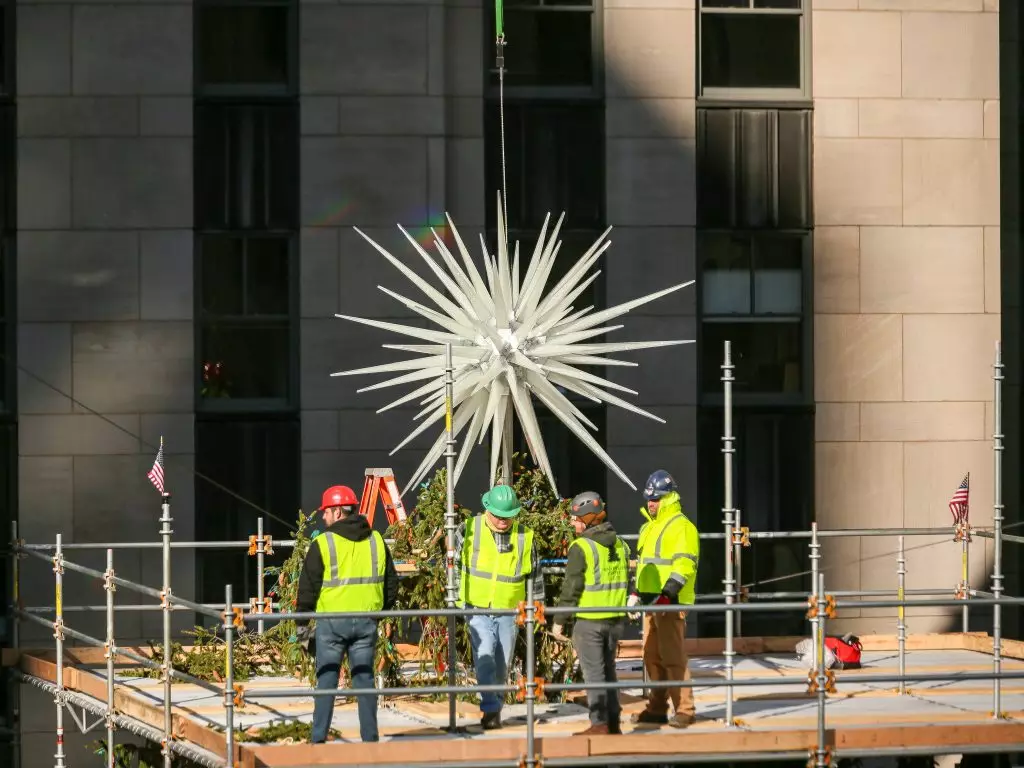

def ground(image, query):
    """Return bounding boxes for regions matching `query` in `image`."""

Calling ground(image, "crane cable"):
[495,0,509,253]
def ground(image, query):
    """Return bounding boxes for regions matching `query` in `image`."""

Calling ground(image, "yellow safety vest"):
[315,531,386,613]
[636,492,700,605]
[459,515,534,610]
[572,536,629,620]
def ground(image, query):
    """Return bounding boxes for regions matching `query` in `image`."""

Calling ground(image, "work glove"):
[627,593,641,621]
[653,594,672,606]
[295,623,314,654]
[550,623,570,643]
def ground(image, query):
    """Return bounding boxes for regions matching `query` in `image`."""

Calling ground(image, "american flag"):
[949,472,970,525]
[147,438,166,495]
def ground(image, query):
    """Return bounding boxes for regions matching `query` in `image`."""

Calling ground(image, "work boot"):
[668,712,696,729]
[630,709,668,725]
[608,715,622,735]
[481,712,502,730]
[577,723,610,736]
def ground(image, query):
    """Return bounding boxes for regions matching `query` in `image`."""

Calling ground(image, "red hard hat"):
[319,485,358,510]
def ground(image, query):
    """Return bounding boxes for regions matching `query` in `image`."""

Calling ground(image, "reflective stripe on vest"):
[573,537,628,620]
[459,515,533,609]
[315,530,386,613]
[637,512,699,602]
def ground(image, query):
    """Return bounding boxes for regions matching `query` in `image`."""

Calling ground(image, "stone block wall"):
[810,0,1001,633]
[602,2,698,520]
[15,0,196,643]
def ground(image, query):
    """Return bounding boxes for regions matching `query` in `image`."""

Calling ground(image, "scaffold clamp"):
[159,588,172,609]
[233,684,246,708]
[103,568,117,593]
[732,526,750,547]
[954,522,972,543]
[53,618,65,642]
[955,582,969,600]
[807,747,832,768]
[806,595,836,619]
[221,606,244,629]
[52,554,64,575]
[515,600,547,627]
[806,669,836,694]
[248,534,274,556]
[518,755,542,768]
[739,586,750,603]
[249,597,273,615]
[516,676,546,702]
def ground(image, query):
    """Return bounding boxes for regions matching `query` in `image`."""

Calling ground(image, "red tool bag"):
[824,634,863,669]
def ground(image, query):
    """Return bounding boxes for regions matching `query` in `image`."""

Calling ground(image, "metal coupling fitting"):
[732,526,750,547]
[103,568,117,593]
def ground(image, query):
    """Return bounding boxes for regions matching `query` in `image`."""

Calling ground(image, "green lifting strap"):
[495,0,504,38]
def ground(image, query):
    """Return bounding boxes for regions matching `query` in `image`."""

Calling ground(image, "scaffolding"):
[4,343,1024,768]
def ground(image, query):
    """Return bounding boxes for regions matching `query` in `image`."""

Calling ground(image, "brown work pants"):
[642,611,694,718]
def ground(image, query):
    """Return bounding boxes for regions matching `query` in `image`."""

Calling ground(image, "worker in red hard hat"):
[296,485,399,744]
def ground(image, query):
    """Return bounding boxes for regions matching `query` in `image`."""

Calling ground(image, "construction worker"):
[629,470,700,729]
[550,491,629,736]
[296,485,399,744]
[453,484,544,730]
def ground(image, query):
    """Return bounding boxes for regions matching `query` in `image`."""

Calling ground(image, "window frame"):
[697,229,813,407]
[697,0,812,103]
[194,231,299,413]
[483,0,604,100]
[193,0,299,98]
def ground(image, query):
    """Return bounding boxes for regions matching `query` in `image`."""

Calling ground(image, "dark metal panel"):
[697,107,812,229]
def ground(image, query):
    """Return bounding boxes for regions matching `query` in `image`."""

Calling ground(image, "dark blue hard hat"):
[643,470,677,501]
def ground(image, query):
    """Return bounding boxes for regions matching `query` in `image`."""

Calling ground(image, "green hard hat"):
[482,484,521,518]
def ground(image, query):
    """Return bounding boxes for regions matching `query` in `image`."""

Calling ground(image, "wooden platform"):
[10,632,1024,767]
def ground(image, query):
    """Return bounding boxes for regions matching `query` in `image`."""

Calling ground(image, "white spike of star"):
[332,194,695,498]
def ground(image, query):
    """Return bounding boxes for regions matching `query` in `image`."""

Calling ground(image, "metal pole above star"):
[331,194,695,498]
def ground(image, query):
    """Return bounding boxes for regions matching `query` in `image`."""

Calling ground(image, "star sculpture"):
[332,196,694,498]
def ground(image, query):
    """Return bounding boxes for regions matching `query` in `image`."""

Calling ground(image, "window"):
[486,0,600,92]
[198,234,293,403]
[485,102,604,233]
[196,2,294,94]
[698,0,808,99]
[697,408,812,637]
[195,104,299,231]
[195,419,299,606]
[697,107,812,230]
[511,403,607,498]
[699,231,808,398]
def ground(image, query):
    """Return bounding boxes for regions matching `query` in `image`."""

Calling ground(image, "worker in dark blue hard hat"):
[550,491,630,736]
[629,470,700,729]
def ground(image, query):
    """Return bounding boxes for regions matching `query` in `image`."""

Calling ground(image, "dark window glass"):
[701,13,801,90]
[0,106,14,232]
[697,408,811,636]
[0,11,7,95]
[197,5,290,88]
[700,232,804,317]
[492,9,593,88]
[199,235,291,402]
[195,418,299,605]
[195,103,299,231]
[701,320,802,394]
[485,103,603,232]
[511,402,606,497]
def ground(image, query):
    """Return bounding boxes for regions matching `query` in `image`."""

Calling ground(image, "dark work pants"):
[572,618,624,727]
[312,617,379,743]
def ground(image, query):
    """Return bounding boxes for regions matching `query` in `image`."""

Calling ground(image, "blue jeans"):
[312,617,379,743]
[468,614,518,715]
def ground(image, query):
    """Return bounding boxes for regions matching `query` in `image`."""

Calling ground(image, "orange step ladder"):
[359,468,409,528]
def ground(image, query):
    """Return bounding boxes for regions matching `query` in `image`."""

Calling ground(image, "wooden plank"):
[836,721,1024,750]
[587,729,819,756]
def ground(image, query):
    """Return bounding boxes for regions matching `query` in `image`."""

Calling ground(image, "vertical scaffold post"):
[256,516,266,635]
[224,584,235,768]
[53,533,66,768]
[809,523,821,673]
[897,536,906,696]
[443,342,458,732]
[525,581,537,768]
[815,571,828,768]
[721,340,736,727]
[961,520,970,634]
[104,549,117,767]
[159,494,173,768]
[992,340,1004,719]
[10,521,21,768]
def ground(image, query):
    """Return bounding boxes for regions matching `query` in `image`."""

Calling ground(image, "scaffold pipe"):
[721,339,736,727]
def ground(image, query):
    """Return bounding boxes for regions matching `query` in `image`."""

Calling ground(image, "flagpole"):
[961,472,970,633]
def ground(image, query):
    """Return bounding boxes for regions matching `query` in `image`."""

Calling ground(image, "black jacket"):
[295,515,399,614]
[555,521,632,623]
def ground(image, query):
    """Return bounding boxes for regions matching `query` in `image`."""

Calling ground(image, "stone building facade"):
[4,0,1020,761]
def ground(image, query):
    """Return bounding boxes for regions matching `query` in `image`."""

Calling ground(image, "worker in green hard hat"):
[453,483,544,730]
